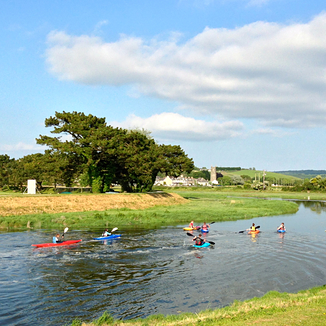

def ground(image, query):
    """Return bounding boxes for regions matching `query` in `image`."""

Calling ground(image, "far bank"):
[0,190,298,230]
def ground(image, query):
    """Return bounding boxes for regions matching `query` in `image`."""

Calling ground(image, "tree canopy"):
[35,111,194,193]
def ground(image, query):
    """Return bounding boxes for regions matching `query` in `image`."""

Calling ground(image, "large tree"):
[37,111,194,193]
[36,111,120,193]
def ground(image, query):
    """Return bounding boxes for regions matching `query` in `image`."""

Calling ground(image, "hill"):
[273,170,326,179]
[223,169,301,182]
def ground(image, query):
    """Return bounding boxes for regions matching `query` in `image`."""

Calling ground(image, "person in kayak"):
[277,222,286,231]
[247,223,256,231]
[53,233,63,244]
[102,229,111,237]
[201,222,210,231]
[189,220,194,228]
[193,234,205,246]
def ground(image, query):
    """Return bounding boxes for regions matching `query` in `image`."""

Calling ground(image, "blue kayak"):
[93,234,121,240]
[193,242,210,248]
[201,229,209,233]
[277,229,286,233]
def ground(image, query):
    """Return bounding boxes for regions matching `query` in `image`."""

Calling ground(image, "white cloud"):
[251,127,294,137]
[0,142,42,151]
[112,112,244,141]
[46,13,326,128]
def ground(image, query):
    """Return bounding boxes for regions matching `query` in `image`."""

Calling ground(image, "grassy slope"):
[75,285,326,326]
[224,169,302,181]
[0,191,298,230]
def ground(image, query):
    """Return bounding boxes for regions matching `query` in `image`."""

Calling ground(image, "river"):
[1,200,326,326]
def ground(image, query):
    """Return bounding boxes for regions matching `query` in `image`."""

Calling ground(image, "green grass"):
[71,285,326,325]
[0,190,298,230]
[226,169,302,181]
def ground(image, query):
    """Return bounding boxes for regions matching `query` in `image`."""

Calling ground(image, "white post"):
[27,179,37,194]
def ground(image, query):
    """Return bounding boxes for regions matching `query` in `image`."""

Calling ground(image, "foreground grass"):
[0,191,298,230]
[70,285,326,326]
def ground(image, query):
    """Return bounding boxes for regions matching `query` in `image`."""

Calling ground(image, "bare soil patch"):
[0,192,187,217]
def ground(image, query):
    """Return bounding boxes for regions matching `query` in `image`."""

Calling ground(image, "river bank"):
[0,191,298,230]
[76,285,326,326]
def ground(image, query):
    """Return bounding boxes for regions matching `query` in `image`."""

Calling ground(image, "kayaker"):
[102,229,111,237]
[53,233,63,244]
[189,221,194,228]
[247,223,256,231]
[201,222,210,231]
[277,222,286,231]
[193,234,205,246]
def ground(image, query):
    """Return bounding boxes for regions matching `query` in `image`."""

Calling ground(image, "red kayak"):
[32,240,82,248]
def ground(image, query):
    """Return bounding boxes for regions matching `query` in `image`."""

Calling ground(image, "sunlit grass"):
[0,191,298,230]
[71,285,326,325]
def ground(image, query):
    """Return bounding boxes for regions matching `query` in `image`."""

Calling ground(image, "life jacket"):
[195,237,203,245]
[202,224,208,230]
[251,226,256,231]
[53,236,58,243]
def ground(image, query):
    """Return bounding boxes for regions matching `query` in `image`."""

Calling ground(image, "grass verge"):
[0,191,298,230]
[69,285,326,325]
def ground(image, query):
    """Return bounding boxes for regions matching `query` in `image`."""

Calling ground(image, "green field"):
[0,190,299,230]
[224,169,302,182]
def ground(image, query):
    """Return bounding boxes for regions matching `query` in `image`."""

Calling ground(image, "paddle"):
[239,225,260,233]
[186,232,215,245]
[62,227,69,237]
[111,227,118,233]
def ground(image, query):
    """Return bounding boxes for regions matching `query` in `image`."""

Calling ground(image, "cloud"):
[46,13,326,128]
[112,112,244,141]
[251,127,294,138]
[0,142,42,152]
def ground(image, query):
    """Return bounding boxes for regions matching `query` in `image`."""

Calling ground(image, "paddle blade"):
[210,222,215,224]
[256,226,260,229]
[208,241,215,245]
[63,227,69,233]
[238,230,245,233]
[186,232,194,237]
[111,227,118,233]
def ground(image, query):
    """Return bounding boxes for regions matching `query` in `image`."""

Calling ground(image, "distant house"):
[155,175,210,187]
[197,178,210,186]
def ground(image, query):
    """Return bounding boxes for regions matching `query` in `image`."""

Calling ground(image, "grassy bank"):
[70,285,326,326]
[161,186,326,201]
[0,190,298,230]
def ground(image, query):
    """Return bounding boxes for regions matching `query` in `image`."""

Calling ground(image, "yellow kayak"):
[183,226,200,231]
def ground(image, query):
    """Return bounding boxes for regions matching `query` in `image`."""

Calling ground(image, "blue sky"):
[1,0,326,171]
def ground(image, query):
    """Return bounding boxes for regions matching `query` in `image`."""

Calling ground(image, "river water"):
[1,200,326,326]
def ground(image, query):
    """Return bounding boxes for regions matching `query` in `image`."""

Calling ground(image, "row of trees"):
[0,111,194,193]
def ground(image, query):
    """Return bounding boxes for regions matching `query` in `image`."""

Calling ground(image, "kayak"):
[193,242,210,248]
[277,229,286,233]
[32,240,82,248]
[248,230,260,234]
[93,234,121,240]
[183,227,200,231]
[201,229,209,233]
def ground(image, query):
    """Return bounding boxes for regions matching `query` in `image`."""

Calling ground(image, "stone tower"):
[210,166,216,182]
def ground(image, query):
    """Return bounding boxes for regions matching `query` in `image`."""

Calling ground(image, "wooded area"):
[0,111,194,193]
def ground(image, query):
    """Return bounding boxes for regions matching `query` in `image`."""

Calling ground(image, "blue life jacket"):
[53,236,57,243]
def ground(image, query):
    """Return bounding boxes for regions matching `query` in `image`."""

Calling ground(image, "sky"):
[1,0,326,171]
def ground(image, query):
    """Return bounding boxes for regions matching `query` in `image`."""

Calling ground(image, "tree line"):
[0,111,194,193]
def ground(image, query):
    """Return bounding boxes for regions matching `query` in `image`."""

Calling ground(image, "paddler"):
[189,220,194,229]
[201,222,210,231]
[247,223,256,232]
[193,233,205,246]
[277,222,286,231]
[102,229,111,237]
[53,233,63,243]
